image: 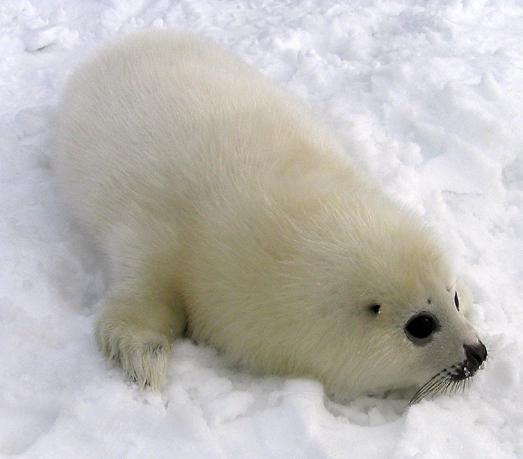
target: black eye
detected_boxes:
[454,291,459,311]
[369,304,381,315]
[405,313,439,344]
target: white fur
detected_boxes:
[54,30,481,395]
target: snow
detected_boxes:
[1,0,522,457]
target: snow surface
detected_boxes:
[1,1,523,458]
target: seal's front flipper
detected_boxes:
[95,288,186,389]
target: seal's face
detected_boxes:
[278,206,488,402]
[401,288,488,403]
[358,271,487,403]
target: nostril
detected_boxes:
[464,341,488,368]
[477,340,488,362]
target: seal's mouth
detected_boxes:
[409,341,488,405]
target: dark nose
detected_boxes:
[463,341,488,373]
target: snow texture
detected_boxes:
[1,1,522,458]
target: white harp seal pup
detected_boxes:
[54,30,487,402]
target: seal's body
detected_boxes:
[54,30,486,399]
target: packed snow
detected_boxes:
[1,0,522,457]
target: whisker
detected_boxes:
[460,379,467,394]
[431,379,447,397]
[410,372,447,404]
[410,382,435,404]
[449,378,459,394]
[443,378,454,395]
[410,359,480,405]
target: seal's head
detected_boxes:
[405,281,488,404]
[362,273,488,404]
[350,218,486,402]
[277,196,488,402]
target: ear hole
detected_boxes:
[369,304,381,315]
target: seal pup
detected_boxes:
[53,30,487,401]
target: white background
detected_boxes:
[1,1,522,457]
